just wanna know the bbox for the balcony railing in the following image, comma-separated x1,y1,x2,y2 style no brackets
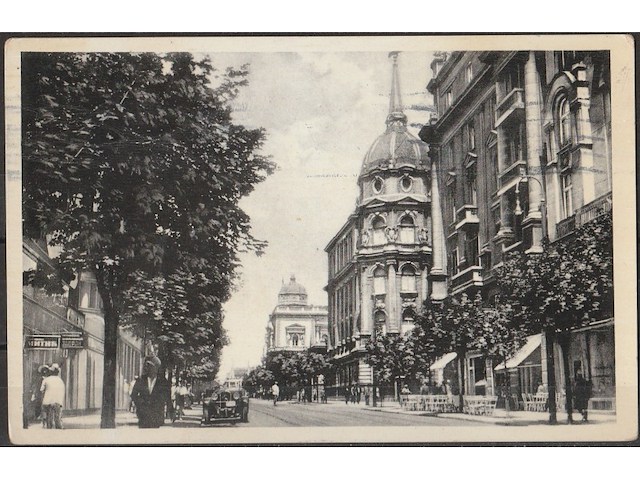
495,88,525,127
455,205,480,231
450,265,484,293
498,160,526,192
555,192,612,239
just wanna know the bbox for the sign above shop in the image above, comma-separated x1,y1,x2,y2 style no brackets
60,332,85,349
24,334,60,350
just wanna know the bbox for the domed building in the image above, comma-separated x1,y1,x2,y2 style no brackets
265,275,329,354
324,52,447,398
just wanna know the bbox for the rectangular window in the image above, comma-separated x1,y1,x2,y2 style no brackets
465,63,473,84
449,241,459,276
444,88,453,110
449,186,457,223
468,121,476,151
465,166,477,206
466,233,480,267
561,171,574,218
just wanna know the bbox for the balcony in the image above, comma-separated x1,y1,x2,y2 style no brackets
495,88,525,127
455,205,480,231
498,160,526,193
554,192,612,239
450,265,484,294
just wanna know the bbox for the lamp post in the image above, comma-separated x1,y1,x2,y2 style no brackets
513,170,558,423
513,172,548,243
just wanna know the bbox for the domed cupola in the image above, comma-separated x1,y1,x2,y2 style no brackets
278,274,308,306
361,52,429,176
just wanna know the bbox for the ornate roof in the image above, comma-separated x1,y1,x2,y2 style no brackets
361,52,429,175
278,274,308,305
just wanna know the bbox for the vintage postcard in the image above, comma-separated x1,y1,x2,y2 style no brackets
4,34,637,445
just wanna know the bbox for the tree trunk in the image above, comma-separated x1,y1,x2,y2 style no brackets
558,332,574,424
100,297,119,429
544,328,558,424
456,350,465,413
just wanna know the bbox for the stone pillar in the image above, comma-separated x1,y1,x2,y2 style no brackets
387,260,398,332
361,270,373,335
429,158,448,300
524,51,544,215
523,51,545,252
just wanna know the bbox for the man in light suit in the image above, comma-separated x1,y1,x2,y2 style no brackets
130,355,171,428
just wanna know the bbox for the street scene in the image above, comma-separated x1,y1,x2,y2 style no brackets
8,36,628,443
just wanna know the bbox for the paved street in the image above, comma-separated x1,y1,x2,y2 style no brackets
175,399,476,428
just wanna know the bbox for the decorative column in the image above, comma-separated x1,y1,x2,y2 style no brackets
361,269,373,335
429,157,448,300
523,51,545,252
386,260,398,332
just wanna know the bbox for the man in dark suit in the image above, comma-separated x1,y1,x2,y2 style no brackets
131,355,171,428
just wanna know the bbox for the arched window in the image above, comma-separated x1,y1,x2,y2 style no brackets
399,215,415,244
558,97,571,146
373,265,386,295
374,311,387,337
372,216,386,245
400,264,417,292
291,334,299,347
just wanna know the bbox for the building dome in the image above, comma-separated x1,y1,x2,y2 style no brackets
360,52,429,176
361,121,429,174
278,274,308,305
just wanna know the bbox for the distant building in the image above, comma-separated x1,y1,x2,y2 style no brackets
224,368,249,390
265,275,329,354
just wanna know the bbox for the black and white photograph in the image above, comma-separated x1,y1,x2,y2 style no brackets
4,34,637,445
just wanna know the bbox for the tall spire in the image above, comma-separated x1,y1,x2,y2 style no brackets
386,51,407,126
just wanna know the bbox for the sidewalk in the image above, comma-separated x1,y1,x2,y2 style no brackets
28,410,141,430
361,402,616,426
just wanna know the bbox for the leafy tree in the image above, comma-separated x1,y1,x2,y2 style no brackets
22,52,274,427
495,212,613,422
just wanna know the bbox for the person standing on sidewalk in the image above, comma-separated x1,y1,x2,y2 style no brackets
40,363,65,429
128,375,138,413
271,382,280,406
131,355,171,428
574,373,592,422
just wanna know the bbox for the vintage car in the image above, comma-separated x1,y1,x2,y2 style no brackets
201,388,249,425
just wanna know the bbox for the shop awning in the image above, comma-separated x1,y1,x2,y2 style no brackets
494,334,541,371
430,352,457,370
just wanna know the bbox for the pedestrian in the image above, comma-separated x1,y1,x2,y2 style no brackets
40,363,65,429
344,386,350,404
364,387,370,406
271,382,280,406
175,380,188,421
128,375,138,413
356,386,361,404
130,355,171,428
574,373,592,422
32,365,49,426
350,385,357,404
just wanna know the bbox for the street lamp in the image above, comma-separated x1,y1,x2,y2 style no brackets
513,171,548,242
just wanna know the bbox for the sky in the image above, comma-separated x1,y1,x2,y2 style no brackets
209,51,436,378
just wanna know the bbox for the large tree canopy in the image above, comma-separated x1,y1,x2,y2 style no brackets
22,52,275,427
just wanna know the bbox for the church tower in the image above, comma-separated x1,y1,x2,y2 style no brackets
325,52,446,392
